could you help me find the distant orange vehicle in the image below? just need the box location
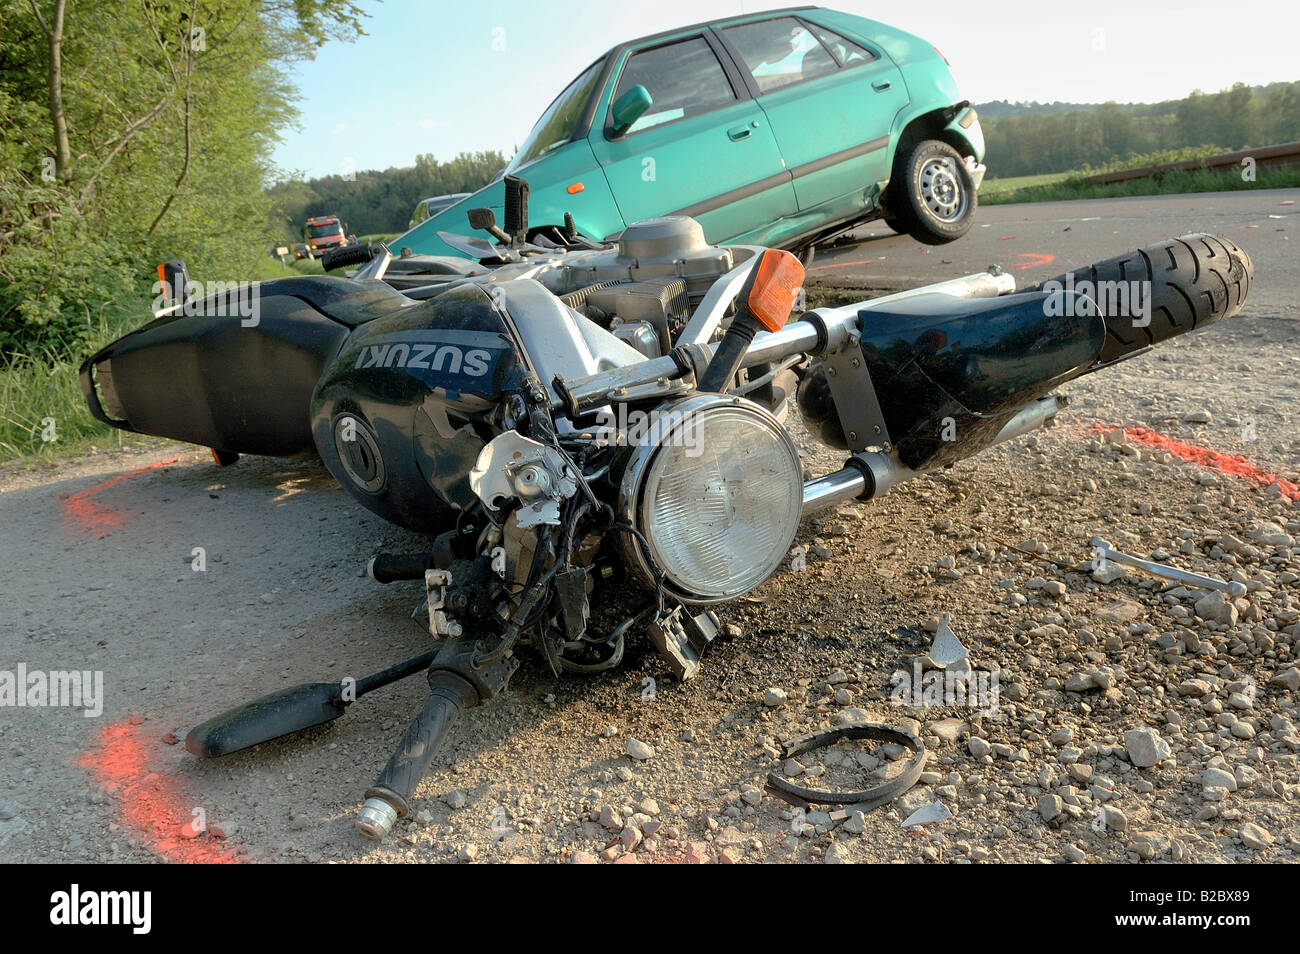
[303,215,348,257]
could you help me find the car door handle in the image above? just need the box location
[872,80,892,92]
[727,125,753,141]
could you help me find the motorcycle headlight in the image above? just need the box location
[618,395,803,604]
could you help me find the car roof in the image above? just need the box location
[613,5,819,51]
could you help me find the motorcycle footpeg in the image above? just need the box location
[647,607,720,681]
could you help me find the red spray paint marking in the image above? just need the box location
[1088,424,1300,502]
[1010,252,1056,271]
[76,720,239,864]
[61,457,180,534]
[806,258,874,273]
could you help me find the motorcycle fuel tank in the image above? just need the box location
[310,283,527,533]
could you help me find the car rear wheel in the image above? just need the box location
[888,139,977,245]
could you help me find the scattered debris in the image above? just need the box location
[901,800,953,827]
[928,613,970,674]
[765,723,926,811]
[1091,537,1247,596]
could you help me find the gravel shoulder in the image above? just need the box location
[1,246,1297,865]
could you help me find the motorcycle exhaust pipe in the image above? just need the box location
[801,394,1067,516]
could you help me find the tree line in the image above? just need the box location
[982,81,1300,178]
[266,150,507,242]
[0,0,366,356]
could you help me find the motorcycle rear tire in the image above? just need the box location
[1028,233,1253,365]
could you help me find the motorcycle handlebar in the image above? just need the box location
[357,672,478,838]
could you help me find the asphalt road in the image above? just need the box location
[807,188,1299,320]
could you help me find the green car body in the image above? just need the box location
[396,6,984,258]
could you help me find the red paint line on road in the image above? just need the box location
[76,720,240,863]
[1088,424,1300,502]
[1010,252,1056,271]
[61,457,180,534]
[806,258,875,273]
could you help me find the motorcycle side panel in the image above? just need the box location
[80,290,354,457]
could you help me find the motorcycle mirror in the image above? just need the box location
[611,85,652,136]
[436,229,507,261]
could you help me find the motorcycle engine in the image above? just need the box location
[557,217,735,358]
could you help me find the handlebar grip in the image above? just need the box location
[365,673,477,815]
[322,242,377,272]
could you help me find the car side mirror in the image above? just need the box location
[611,85,653,137]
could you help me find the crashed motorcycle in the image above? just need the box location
[80,176,1253,838]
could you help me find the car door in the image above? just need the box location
[716,15,909,212]
[589,33,796,244]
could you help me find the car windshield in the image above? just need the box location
[509,59,604,170]
[308,222,340,237]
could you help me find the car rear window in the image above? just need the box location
[611,36,737,134]
[805,23,877,68]
[723,17,839,93]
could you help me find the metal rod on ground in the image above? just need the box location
[1091,538,1247,597]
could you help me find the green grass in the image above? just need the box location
[979,171,1075,199]
[0,300,153,463]
[252,255,325,280]
[1,255,331,464]
[983,164,1300,205]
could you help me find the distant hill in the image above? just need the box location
[976,81,1300,178]
[975,82,1300,122]
[266,151,506,242]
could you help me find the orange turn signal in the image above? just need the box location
[746,249,805,332]
[566,182,585,195]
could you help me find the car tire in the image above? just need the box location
[795,244,816,267]
[889,139,977,245]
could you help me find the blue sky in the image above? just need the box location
[272,0,1300,180]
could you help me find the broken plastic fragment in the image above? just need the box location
[928,613,969,674]
[901,800,954,827]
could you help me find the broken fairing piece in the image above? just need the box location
[928,613,970,674]
[1089,537,1247,598]
[647,606,720,680]
[468,431,577,528]
[764,722,926,811]
[901,800,954,827]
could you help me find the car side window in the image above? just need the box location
[805,23,877,68]
[723,17,839,93]
[611,36,737,135]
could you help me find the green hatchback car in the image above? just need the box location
[396,6,985,259]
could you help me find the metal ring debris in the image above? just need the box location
[765,722,927,811]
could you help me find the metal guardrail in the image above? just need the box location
[1083,141,1300,185]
